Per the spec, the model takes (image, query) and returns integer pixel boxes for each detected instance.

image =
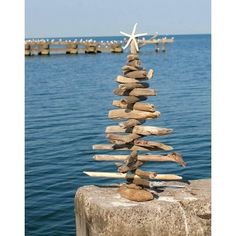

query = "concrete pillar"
[111,43,123,53]
[25,43,31,56]
[66,43,78,54]
[75,179,211,236]
[38,43,50,55]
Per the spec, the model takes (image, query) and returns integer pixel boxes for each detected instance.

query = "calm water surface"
[25,34,211,235]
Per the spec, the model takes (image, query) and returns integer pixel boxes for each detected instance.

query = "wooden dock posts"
[84,24,184,202]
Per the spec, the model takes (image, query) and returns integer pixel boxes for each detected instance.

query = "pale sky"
[25,0,211,38]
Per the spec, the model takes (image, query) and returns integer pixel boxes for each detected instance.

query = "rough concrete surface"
[75,179,211,236]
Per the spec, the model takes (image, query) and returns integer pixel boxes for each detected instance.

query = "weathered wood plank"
[129,88,156,96]
[84,171,183,180]
[132,125,173,136]
[108,109,160,120]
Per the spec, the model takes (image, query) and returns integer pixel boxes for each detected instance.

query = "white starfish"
[120,23,147,51]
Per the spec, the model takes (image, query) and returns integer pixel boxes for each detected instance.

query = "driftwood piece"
[132,126,173,136]
[127,54,139,62]
[109,109,160,120]
[121,96,147,104]
[124,70,147,79]
[106,133,140,144]
[117,150,144,173]
[93,153,185,166]
[134,139,173,151]
[84,171,183,180]
[118,185,153,202]
[132,178,150,187]
[113,87,130,96]
[119,119,144,128]
[116,75,147,84]
[92,144,132,150]
[93,144,172,152]
[134,169,157,179]
[105,126,130,133]
[119,82,149,90]
[147,69,154,80]
[129,88,156,96]
[122,65,141,71]
[112,101,155,112]
[127,60,141,68]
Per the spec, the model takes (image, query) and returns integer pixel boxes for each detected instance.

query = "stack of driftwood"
[84,40,185,202]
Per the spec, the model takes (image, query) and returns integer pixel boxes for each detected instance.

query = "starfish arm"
[135,33,148,37]
[120,31,131,37]
[123,37,132,50]
[132,23,138,35]
[133,38,139,52]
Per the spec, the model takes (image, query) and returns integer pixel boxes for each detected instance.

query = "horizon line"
[25,32,211,39]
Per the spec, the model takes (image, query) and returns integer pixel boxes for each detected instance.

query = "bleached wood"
[106,133,140,144]
[105,126,128,133]
[121,96,147,104]
[135,169,157,179]
[127,54,139,62]
[116,75,148,84]
[134,139,173,151]
[124,70,147,79]
[108,109,160,120]
[93,153,185,166]
[127,60,141,67]
[84,171,182,180]
[119,119,144,128]
[122,65,140,71]
[147,69,154,79]
[119,82,149,90]
[113,87,130,96]
[132,126,173,136]
[112,101,155,112]
[92,144,170,151]
[129,88,156,96]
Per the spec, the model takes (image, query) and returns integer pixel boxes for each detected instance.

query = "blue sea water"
[25,34,211,235]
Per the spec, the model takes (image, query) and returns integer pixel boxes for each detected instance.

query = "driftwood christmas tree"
[84,24,186,202]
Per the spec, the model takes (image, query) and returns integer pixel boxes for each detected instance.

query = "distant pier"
[25,37,174,56]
